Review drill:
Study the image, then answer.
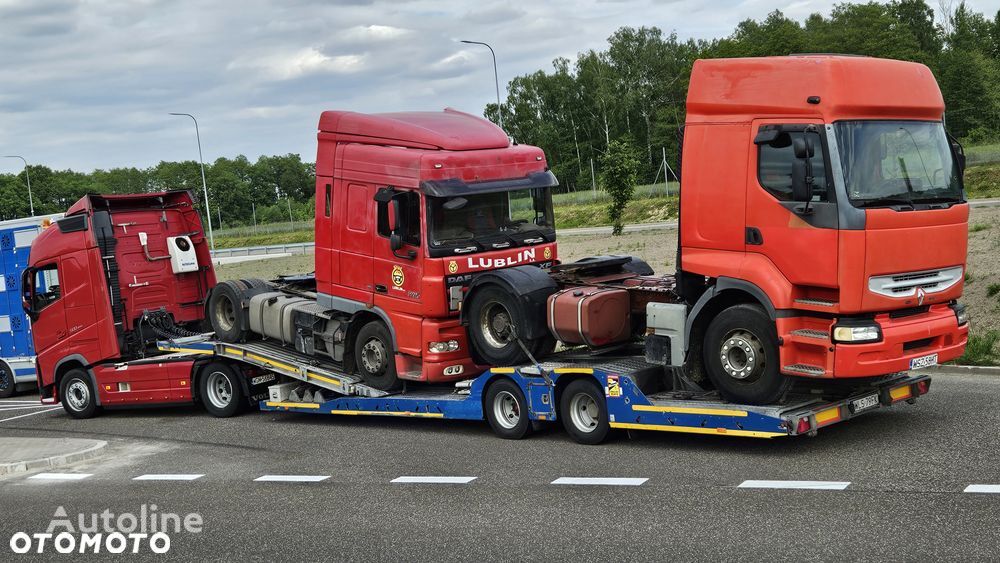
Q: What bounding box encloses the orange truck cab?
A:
[658,55,968,403]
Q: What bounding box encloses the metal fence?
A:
[211,242,315,258]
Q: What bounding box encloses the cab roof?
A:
[686,55,944,123]
[318,108,509,151]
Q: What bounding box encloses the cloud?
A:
[0,0,998,172]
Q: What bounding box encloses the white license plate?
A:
[251,374,276,386]
[909,353,938,370]
[851,394,880,413]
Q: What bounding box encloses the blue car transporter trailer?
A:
[160,338,932,443]
[0,214,62,398]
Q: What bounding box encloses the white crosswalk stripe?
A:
[28,473,92,481]
[391,476,477,484]
[133,474,204,481]
[254,475,330,482]
[738,480,850,490]
[551,477,648,486]
[965,484,1000,493]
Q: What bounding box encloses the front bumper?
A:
[833,306,967,378]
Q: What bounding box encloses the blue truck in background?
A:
[0,214,61,398]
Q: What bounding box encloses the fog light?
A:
[832,324,881,343]
[428,340,460,353]
[443,365,464,376]
[951,302,968,326]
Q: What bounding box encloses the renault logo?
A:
[916,287,926,306]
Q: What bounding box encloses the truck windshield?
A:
[834,121,963,207]
[427,188,555,256]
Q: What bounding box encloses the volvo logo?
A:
[916,287,926,306]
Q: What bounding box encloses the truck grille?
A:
[868,266,963,299]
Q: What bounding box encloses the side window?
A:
[758,130,828,202]
[33,263,61,312]
[324,183,332,218]
[377,191,421,246]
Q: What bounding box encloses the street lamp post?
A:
[460,40,503,130]
[4,155,34,216]
[168,112,215,251]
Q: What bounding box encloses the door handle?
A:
[745,227,764,246]
[375,285,387,293]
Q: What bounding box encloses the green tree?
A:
[600,138,641,236]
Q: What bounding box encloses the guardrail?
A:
[211,242,315,258]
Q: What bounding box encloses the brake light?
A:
[796,418,811,434]
[916,380,931,395]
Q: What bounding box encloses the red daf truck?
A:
[23,56,966,435]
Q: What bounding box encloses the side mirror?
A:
[791,159,813,203]
[792,136,814,159]
[20,267,37,321]
[948,134,966,176]
[390,232,403,252]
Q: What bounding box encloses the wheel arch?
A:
[52,355,100,406]
[343,311,392,374]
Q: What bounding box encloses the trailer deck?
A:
[158,336,932,440]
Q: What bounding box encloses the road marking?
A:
[254,475,329,482]
[133,474,204,481]
[0,404,59,412]
[0,400,47,404]
[0,407,61,423]
[738,480,851,490]
[551,477,648,486]
[391,476,477,484]
[964,484,1000,494]
[29,473,92,481]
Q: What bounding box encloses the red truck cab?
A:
[674,55,968,402]
[310,109,558,383]
[23,191,216,409]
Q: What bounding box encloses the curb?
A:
[0,440,108,476]
[926,364,1000,376]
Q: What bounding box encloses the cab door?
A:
[745,120,839,289]
[372,189,423,306]
[25,262,67,356]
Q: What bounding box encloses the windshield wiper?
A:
[854,193,914,208]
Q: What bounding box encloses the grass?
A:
[970,223,991,233]
[987,283,1000,298]
[957,330,1000,366]
[965,162,1000,199]
[966,143,1000,166]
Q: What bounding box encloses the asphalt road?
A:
[2,371,999,561]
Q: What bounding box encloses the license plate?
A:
[909,353,938,370]
[851,394,880,413]
[251,374,276,386]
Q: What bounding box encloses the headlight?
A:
[832,323,881,343]
[951,302,968,326]
[428,340,460,353]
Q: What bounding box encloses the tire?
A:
[198,362,246,417]
[353,321,401,392]
[208,281,249,343]
[466,285,529,366]
[559,379,611,445]
[0,361,15,399]
[702,303,792,405]
[60,369,100,419]
[484,378,532,439]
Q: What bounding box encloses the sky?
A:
[1,0,999,173]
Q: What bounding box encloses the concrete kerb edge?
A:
[926,364,1000,376]
[0,440,108,476]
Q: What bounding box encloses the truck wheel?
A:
[60,370,99,419]
[485,378,532,439]
[198,362,246,417]
[560,379,611,445]
[0,361,15,399]
[354,321,401,392]
[703,303,792,405]
[208,281,248,343]
[467,285,528,366]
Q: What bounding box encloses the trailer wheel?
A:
[0,360,15,399]
[354,321,401,392]
[198,362,245,417]
[467,285,528,366]
[560,379,611,445]
[485,378,532,439]
[208,281,248,343]
[60,369,100,419]
[703,303,792,405]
